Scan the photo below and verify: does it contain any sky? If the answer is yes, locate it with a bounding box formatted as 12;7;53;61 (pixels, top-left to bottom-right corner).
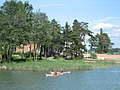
0;0;120;48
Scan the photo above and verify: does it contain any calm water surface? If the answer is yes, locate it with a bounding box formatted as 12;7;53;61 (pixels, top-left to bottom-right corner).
0;67;120;90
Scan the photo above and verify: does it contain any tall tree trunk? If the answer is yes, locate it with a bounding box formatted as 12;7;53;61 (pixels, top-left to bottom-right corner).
29;44;32;59
5;45;12;62
40;45;43;60
35;45;39;60
71;53;73;59
47;47;50;58
6;45;9;62
21;44;24;59
4;45;8;62
8;46;12;62
44;46;47;60
33;42;36;61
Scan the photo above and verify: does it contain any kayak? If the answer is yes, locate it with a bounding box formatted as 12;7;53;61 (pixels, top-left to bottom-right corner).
50;71;71;74
46;74;57;77
46;73;63;77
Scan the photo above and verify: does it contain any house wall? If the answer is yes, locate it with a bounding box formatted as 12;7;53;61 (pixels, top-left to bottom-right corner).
16;44;37;53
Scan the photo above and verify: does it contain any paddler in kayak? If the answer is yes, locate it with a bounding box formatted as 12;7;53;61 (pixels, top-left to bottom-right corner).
53;71;63;76
53;72;57;75
60;70;64;73
46;71;63;77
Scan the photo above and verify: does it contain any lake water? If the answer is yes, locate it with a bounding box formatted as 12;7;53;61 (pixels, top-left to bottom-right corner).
0;67;120;90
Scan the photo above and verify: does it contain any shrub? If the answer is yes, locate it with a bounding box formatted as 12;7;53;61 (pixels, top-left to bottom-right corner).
24;52;30;58
54;54;61;59
90;54;97;59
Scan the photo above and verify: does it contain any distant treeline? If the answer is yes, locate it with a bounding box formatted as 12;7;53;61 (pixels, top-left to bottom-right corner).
111;48;120;54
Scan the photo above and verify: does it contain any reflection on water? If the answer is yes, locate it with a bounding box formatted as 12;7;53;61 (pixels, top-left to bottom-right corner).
0;67;120;90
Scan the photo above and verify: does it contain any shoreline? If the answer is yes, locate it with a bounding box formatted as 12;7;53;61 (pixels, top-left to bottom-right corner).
0;59;120;71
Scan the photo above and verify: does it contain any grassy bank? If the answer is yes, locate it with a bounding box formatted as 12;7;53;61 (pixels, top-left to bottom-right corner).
1;59;120;71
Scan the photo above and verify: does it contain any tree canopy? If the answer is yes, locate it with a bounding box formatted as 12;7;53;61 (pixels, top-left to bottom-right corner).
0;0;114;61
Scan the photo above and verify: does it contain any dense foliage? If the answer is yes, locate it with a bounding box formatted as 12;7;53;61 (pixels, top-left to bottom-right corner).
89;28;113;54
0;0;113;62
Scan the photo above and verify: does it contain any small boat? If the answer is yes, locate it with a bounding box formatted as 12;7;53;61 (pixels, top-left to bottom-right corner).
46;73;63;77
50;71;71;74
